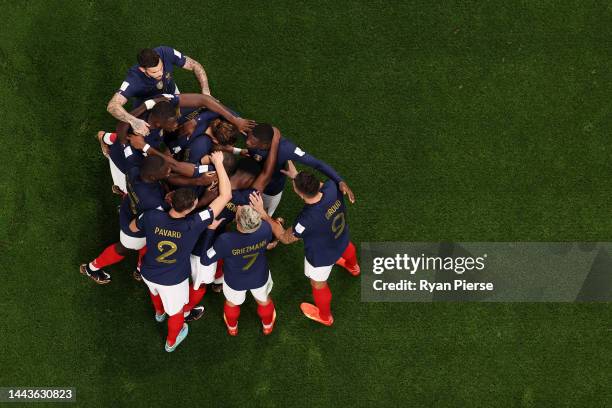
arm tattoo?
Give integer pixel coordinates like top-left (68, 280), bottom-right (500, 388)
top-left (184, 56), bottom-right (210, 94)
top-left (107, 93), bottom-right (135, 124)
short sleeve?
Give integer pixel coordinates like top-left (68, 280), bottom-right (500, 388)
top-left (157, 46), bottom-right (187, 67)
top-left (196, 208), bottom-right (214, 227)
top-left (293, 215), bottom-right (308, 238)
top-left (117, 72), bottom-right (141, 99)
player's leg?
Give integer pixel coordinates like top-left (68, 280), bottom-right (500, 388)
top-left (184, 255), bottom-right (215, 322)
top-left (145, 277), bottom-right (189, 352)
top-left (142, 279), bottom-right (166, 322)
top-left (252, 272), bottom-right (276, 335)
top-left (335, 241), bottom-right (360, 276)
top-left (212, 259), bottom-right (224, 293)
top-left (300, 259), bottom-right (334, 326)
top-left (80, 240), bottom-right (132, 284)
top-left (105, 138), bottom-right (128, 195)
top-left (262, 191), bottom-right (283, 216)
top-left (133, 246), bottom-right (148, 281)
top-left (222, 283), bottom-right (246, 336)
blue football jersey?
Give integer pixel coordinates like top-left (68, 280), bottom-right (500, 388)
top-left (119, 166), bottom-right (168, 238)
top-left (137, 207), bottom-right (214, 285)
top-left (201, 222), bottom-right (273, 290)
top-left (292, 180), bottom-right (350, 267)
top-left (116, 46), bottom-right (186, 107)
top-left (248, 137), bottom-right (343, 196)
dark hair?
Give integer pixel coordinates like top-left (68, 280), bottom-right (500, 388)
top-left (137, 48), bottom-right (160, 68)
top-left (251, 123), bottom-right (274, 144)
top-left (140, 155), bottom-right (166, 179)
top-left (235, 157), bottom-right (261, 177)
top-left (150, 100), bottom-right (177, 123)
top-left (210, 119), bottom-right (239, 145)
top-left (294, 171), bottom-right (320, 198)
top-left (222, 152), bottom-right (238, 176)
top-left (172, 188), bottom-right (197, 212)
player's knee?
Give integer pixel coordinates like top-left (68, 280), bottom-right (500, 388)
top-left (115, 242), bottom-right (131, 256)
top-left (310, 279), bottom-right (327, 289)
top-left (255, 297), bottom-right (271, 306)
top-left (225, 300), bottom-right (238, 307)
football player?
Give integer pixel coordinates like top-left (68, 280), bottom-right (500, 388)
top-left (201, 205), bottom-right (276, 336)
top-left (245, 124), bottom-right (355, 216)
top-left (107, 46), bottom-right (211, 136)
top-left (80, 155), bottom-right (171, 284)
top-left (129, 152), bottom-right (231, 352)
top-left (249, 161), bottom-right (360, 326)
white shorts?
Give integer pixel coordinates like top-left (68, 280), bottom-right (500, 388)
top-left (119, 230), bottom-right (146, 250)
top-left (190, 255), bottom-right (216, 289)
top-left (263, 191), bottom-right (283, 216)
top-left (223, 272), bottom-right (273, 306)
top-left (142, 277), bottom-right (189, 316)
top-left (304, 258), bottom-right (333, 282)
top-left (109, 157), bottom-right (127, 193)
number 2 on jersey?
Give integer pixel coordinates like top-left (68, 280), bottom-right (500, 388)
top-left (331, 212), bottom-right (346, 239)
top-left (156, 240), bottom-right (178, 264)
top-left (242, 253), bottom-right (259, 270)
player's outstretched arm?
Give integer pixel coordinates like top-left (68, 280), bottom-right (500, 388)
top-left (206, 151), bottom-right (232, 217)
top-left (177, 93), bottom-right (255, 134)
top-left (251, 127), bottom-right (281, 192)
top-left (182, 56), bottom-right (211, 95)
top-left (289, 145), bottom-right (356, 203)
top-left (249, 192), bottom-right (299, 244)
top-left (107, 93), bottom-right (150, 136)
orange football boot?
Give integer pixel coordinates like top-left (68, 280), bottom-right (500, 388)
top-left (300, 303), bottom-right (334, 326)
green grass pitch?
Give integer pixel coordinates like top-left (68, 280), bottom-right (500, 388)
top-left (1, 1), bottom-right (612, 406)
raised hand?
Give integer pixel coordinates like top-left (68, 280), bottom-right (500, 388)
top-left (339, 181), bottom-right (356, 204)
top-left (280, 160), bottom-right (298, 180)
top-left (249, 191), bottom-right (267, 217)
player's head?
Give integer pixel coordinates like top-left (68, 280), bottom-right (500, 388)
top-left (236, 205), bottom-right (261, 233)
top-left (293, 171), bottom-right (320, 200)
top-left (150, 100), bottom-right (179, 132)
top-left (171, 188), bottom-right (198, 214)
top-left (222, 151), bottom-right (238, 176)
top-left (210, 119), bottom-right (239, 146)
top-left (137, 48), bottom-right (163, 81)
top-left (140, 155), bottom-right (171, 181)
top-left (245, 123), bottom-right (274, 150)
top-left (234, 158), bottom-right (261, 183)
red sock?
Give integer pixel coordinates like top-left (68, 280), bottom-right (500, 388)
top-left (183, 286), bottom-right (206, 313)
top-left (223, 303), bottom-right (240, 327)
top-left (341, 242), bottom-right (358, 267)
top-left (166, 312), bottom-right (185, 346)
top-left (215, 259), bottom-right (224, 279)
top-left (91, 243), bottom-right (124, 269)
top-left (137, 246), bottom-right (148, 271)
top-left (312, 285), bottom-right (332, 320)
top-left (149, 291), bottom-right (164, 315)
top-left (257, 301), bottom-right (275, 325)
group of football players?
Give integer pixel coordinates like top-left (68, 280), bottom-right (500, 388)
top-left (80, 46), bottom-right (360, 352)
